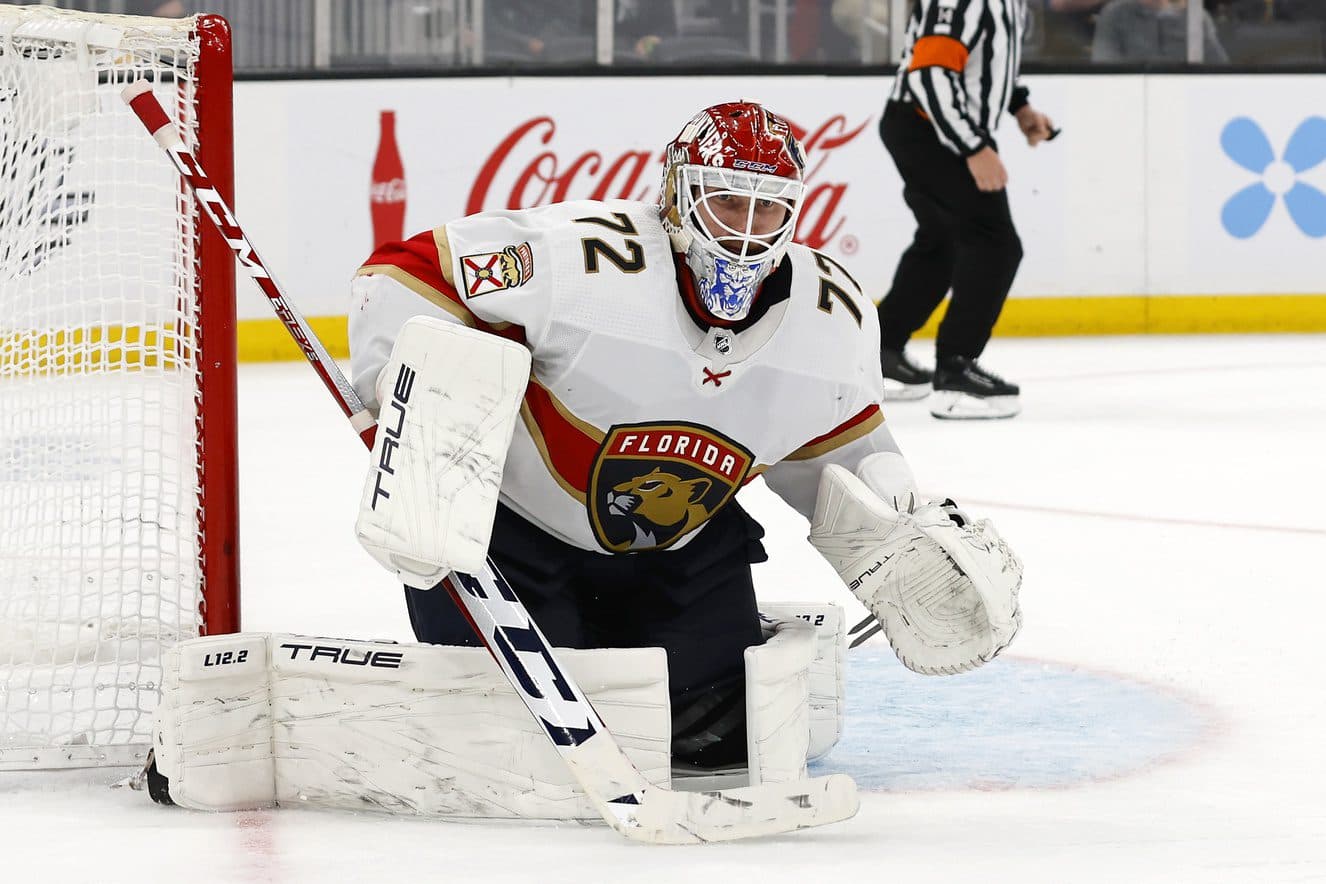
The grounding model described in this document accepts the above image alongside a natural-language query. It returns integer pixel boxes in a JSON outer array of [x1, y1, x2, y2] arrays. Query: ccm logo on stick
[[370, 363, 416, 511], [278, 643, 404, 669]]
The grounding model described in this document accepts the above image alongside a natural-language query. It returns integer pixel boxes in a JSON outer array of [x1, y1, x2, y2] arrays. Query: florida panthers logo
[[606, 468, 712, 541], [589, 423, 753, 552]]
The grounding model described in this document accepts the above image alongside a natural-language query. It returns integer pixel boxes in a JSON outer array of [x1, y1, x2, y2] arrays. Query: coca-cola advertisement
[[461, 112, 871, 256], [251, 76, 1066, 322], [370, 110, 407, 249]]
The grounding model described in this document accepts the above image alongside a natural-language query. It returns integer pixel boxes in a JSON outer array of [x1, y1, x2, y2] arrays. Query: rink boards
[[213, 72, 1326, 360]]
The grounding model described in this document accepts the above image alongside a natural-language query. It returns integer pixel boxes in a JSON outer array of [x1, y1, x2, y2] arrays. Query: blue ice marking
[[810, 647, 1210, 791]]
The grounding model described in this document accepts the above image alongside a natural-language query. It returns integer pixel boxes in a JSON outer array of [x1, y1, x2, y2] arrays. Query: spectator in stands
[[1274, 0, 1326, 20], [831, 0, 890, 63], [1210, 0, 1326, 64], [675, 0, 761, 59], [1040, 0, 1107, 59], [690, 0, 749, 39], [482, 0, 594, 64], [786, 0, 855, 62], [628, 0, 753, 64], [1216, 0, 1326, 21], [615, 0, 676, 61], [1092, 0, 1229, 61]]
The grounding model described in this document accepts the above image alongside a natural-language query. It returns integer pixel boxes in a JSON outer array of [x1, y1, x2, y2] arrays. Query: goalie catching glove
[[808, 452, 1022, 675]]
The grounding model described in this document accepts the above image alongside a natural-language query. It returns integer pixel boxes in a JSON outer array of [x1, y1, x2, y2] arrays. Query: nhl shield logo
[[589, 423, 753, 552]]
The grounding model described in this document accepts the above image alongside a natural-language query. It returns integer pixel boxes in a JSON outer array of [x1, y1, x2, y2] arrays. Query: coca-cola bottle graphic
[[370, 110, 406, 248]]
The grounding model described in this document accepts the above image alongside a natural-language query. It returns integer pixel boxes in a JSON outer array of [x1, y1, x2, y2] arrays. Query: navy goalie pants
[[402, 501, 769, 768]]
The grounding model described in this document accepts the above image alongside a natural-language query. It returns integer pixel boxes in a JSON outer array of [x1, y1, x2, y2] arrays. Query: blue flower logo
[[1220, 117, 1326, 239]]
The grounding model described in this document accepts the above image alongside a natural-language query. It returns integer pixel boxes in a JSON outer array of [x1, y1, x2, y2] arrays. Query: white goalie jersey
[[349, 198, 900, 554]]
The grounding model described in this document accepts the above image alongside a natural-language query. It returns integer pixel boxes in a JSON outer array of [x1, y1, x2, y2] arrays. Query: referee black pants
[[877, 101, 1023, 361]]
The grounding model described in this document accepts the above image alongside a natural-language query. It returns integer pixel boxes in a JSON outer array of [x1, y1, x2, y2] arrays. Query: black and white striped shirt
[[890, 0, 1030, 156]]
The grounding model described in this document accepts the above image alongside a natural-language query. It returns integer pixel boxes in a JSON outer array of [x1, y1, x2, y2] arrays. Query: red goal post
[[0, 7, 238, 769]]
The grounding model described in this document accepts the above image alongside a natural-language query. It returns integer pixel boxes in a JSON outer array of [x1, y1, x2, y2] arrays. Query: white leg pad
[[153, 633, 275, 811], [744, 617, 815, 785], [679, 606, 845, 791], [154, 633, 670, 821], [759, 603, 846, 761]]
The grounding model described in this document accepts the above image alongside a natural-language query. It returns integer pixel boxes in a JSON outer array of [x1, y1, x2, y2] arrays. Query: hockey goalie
[[149, 100, 1022, 824]]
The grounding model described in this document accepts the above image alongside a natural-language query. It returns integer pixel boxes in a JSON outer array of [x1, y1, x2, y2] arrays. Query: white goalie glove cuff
[[808, 452, 1023, 675]]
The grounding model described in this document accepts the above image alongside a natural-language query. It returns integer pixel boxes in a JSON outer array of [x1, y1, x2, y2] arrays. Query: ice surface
[[4, 335, 1324, 883]]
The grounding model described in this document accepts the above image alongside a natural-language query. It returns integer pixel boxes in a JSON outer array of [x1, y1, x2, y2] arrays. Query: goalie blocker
[[148, 605, 845, 820], [355, 316, 531, 588]]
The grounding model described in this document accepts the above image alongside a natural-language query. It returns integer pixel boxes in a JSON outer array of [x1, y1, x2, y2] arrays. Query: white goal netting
[[0, 7, 230, 769]]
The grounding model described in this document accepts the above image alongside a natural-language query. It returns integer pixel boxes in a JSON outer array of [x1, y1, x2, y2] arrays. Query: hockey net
[[0, 7, 237, 769]]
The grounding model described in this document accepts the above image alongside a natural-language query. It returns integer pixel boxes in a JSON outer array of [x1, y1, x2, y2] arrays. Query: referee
[[876, 0, 1054, 419]]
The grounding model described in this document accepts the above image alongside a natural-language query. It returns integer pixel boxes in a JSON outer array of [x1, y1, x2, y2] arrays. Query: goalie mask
[[660, 101, 806, 323]]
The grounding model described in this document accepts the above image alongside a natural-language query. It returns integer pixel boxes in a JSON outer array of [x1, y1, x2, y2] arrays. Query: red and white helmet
[[660, 100, 806, 322]]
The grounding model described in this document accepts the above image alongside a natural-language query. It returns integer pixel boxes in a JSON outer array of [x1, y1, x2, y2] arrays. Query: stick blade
[[602, 774, 859, 845]]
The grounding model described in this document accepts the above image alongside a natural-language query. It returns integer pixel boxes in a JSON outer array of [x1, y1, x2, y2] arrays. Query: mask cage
[[675, 165, 804, 264]]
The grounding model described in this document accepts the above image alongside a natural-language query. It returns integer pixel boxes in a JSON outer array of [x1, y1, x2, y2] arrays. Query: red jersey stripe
[[519, 378, 605, 503]]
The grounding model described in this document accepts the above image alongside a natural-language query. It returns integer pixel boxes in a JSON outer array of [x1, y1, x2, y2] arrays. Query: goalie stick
[[121, 80, 858, 844]]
